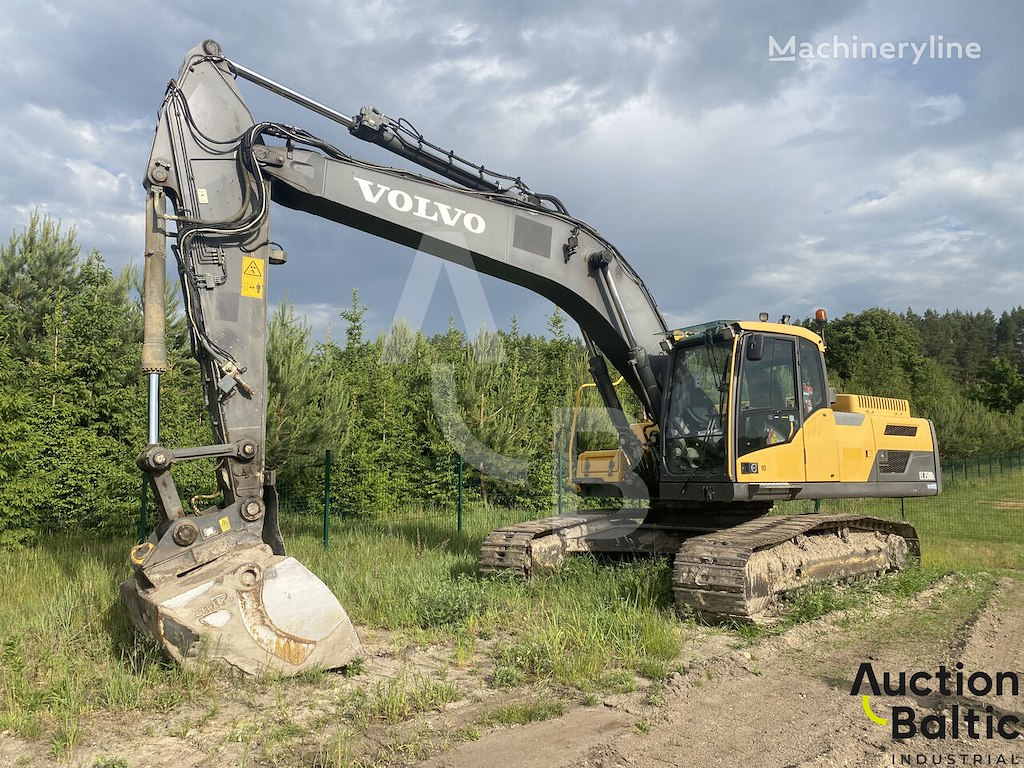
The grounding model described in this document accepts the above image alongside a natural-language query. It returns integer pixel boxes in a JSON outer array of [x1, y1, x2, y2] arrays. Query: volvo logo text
[[353, 177, 486, 234]]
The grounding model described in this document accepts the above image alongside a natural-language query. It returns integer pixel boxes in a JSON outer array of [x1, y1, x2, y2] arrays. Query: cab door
[[797, 337, 841, 482], [734, 334, 806, 483]]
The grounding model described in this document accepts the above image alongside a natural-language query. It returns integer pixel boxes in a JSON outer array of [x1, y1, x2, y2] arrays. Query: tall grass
[[289, 519, 685, 689], [0, 538, 213, 756], [0, 520, 686, 755]]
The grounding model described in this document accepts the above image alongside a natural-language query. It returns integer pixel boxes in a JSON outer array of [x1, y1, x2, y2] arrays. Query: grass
[[335, 670, 461, 725], [727, 559, 949, 647], [2, 466, 1022, 763], [0, 538, 216, 758], [288, 519, 686, 692], [634, 718, 653, 735], [869, 571, 1000, 661], [784, 570, 1004, 686], [0, 521, 684, 762], [782, 563, 937, 626], [476, 699, 564, 727]]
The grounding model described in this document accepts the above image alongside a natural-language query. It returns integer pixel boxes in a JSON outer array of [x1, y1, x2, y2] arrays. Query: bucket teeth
[[121, 544, 361, 675]]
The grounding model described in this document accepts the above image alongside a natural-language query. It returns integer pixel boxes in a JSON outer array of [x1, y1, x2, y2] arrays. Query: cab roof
[[666, 320, 825, 351], [733, 320, 825, 348]]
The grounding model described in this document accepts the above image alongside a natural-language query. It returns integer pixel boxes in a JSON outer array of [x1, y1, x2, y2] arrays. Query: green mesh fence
[[268, 449, 1024, 571]]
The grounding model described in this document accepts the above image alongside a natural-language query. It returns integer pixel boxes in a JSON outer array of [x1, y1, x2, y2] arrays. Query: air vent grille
[[884, 425, 918, 437], [879, 450, 911, 474]]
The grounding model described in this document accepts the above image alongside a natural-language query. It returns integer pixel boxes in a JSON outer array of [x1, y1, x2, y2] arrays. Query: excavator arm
[[123, 39, 672, 673]]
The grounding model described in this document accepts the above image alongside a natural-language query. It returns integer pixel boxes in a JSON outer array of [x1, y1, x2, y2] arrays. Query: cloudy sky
[[1, 0, 1021, 341]]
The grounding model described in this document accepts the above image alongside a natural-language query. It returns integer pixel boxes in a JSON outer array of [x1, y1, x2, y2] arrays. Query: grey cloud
[[0, 0, 1021, 344]]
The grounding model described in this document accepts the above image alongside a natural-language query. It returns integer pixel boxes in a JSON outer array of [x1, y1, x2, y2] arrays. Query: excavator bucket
[[120, 543, 361, 676]]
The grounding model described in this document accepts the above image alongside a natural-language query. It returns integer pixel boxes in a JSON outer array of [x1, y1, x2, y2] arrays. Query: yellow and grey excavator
[[122, 40, 940, 675]]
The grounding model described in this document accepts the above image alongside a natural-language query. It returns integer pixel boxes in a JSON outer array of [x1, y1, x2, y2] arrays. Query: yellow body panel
[[834, 393, 910, 417], [834, 397, 934, 482], [573, 420, 653, 485], [736, 432, 807, 482], [801, 408, 840, 481], [734, 400, 935, 484], [576, 449, 627, 482]]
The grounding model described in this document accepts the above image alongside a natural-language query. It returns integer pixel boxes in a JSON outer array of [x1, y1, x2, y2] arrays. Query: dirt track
[[421, 575, 1024, 768]]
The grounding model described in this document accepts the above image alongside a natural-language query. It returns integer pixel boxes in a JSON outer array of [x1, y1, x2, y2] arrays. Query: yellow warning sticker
[[218, 516, 231, 533], [241, 257, 264, 298]]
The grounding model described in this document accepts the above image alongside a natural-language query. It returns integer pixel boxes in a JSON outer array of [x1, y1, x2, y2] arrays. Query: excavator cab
[[658, 320, 941, 503], [661, 321, 819, 483]]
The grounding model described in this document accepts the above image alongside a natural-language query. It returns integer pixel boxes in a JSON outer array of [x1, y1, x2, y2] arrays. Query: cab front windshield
[[664, 335, 733, 474]]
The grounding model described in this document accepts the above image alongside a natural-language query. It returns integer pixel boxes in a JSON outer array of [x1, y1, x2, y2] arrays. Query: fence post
[[557, 451, 563, 516], [457, 454, 464, 533], [137, 476, 149, 542], [323, 449, 332, 549], [900, 497, 906, 521]]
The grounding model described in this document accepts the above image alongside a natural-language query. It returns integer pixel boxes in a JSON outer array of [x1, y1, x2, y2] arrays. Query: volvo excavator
[[122, 40, 941, 675]]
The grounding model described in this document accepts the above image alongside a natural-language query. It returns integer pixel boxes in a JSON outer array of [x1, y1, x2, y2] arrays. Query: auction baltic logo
[[851, 661, 1023, 765], [768, 34, 982, 64]]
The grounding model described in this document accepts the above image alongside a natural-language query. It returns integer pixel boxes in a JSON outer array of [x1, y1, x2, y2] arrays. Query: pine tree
[[20, 251, 143, 533], [339, 288, 368, 351], [266, 301, 349, 485], [0, 312, 44, 545], [994, 308, 1024, 369], [0, 212, 83, 357], [445, 327, 540, 505]]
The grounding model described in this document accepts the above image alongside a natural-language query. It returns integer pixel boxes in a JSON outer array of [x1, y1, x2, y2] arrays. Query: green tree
[[907, 307, 1000, 388], [339, 288, 368, 351], [18, 251, 143, 534], [958, 310, 997, 385], [908, 308, 958, 378], [0, 212, 82, 357], [266, 301, 349, 484], [825, 309, 932, 405], [994, 308, 1024, 368], [0, 315, 45, 545], [972, 356, 1024, 414], [447, 327, 540, 505]]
